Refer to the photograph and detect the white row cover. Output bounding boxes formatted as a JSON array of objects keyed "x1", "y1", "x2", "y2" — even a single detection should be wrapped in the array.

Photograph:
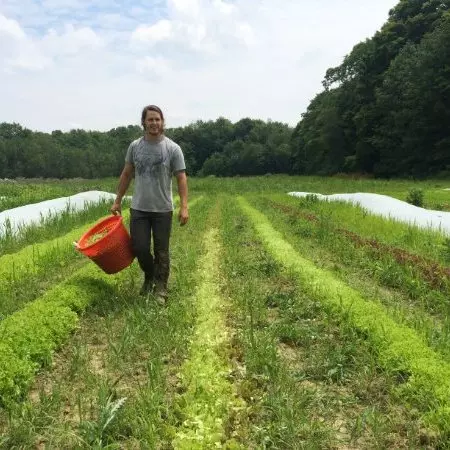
[
  {"x1": 288, "y1": 192, "x2": 450, "y2": 236},
  {"x1": 0, "y1": 191, "x2": 123, "y2": 238}
]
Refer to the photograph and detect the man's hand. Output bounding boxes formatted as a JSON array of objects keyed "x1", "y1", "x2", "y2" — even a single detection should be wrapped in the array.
[
  {"x1": 178, "y1": 206, "x2": 189, "y2": 226},
  {"x1": 110, "y1": 199, "x2": 122, "y2": 216}
]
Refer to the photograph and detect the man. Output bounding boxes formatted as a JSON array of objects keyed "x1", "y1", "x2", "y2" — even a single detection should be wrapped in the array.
[{"x1": 111, "y1": 105, "x2": 189, "y2": 304}]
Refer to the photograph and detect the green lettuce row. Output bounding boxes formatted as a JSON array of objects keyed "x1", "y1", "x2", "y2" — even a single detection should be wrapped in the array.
[
  {"x1": 0, "y1": 242, "x2": 129, "y2": 407},
  {"x1": 173, "y1": 228, "x2": 243, "y2": 449},
  {"x1": 0, "y1": 343, "x2": 36, "y2": 406},
  {"x1": 238, "y1": 197, "x2": 450, "y2": 432},
  {"x1": 0, "y1": 198, "x2": 202, "y2": 409}
]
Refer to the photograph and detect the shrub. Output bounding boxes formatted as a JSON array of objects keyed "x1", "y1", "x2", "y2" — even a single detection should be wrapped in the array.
[{"x1": 406, "y1": 188, "x2": 424, "y2": 207}]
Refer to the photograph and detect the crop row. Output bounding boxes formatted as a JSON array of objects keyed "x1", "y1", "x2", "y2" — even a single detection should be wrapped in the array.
[
  {"x1": 239, "y1": 197, "x2": 450, "y2": 433},
  {"x1": 0, "y1": 198, "x2": 202, "y2": 413},
  {"x1": 0, "y1": 210, "x2": 135, "y2": 406},
  {"x1": 0, "y1": 261, "x2": 126, "y2": 407},
  {"x1": 267, "y1": 199, "x2": 450, "y2": 290}
]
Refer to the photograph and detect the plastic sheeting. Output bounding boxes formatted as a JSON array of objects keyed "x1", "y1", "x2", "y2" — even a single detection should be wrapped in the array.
[
  {"x1": 288, "y1": 192, "x2": 450, "y2": 235},
  {"x1": 0, "y1": 191, "x2": 120, "y2": 237}
]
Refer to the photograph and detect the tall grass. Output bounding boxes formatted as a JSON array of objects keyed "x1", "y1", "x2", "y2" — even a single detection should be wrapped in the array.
[
  {"x1": 220, "y1": 195, "x2": 432, "y2": 448},
  {"x1": 0, "y1": 197, "x2": 211, "y2": 448},
  {"x1": 239, "y1": 196, "x2": 450, "y2": 442},
  {"x1": 264, "y1": 193, "x2": 450, "y2": 262},
  {"x1": 251, "y1": 194, "x2": 450, "y2": 361}
]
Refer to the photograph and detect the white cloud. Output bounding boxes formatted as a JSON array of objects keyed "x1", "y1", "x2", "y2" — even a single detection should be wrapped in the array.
[
  {"x1": 136, "y1": 56, "x2": 173, "y2": 77},
  {"x1": 42, "y1": 24, "x2": 104, "y2": 57},
  {"x1": 169, "y1": 0, "x2": 201, "y2": 18},
  {"x1": 129, "y1": 0, "x2": 253, "y2": 54},
  {"x1": 0, "y1": 14, "x2": 25, "y2": 39},
  {"x1": 131, "y1": 19, "x2": 173, "y2": 45},
  {"x1": 0, "y1": 0, "x2": 400, "y2": 131},
  {"x1": 1, "y1": 18, "x2": 104, "y2": 73},
  {"x1": 234, "y1": 22, "x2": 255, "y2": 47},
  {"x1": 0, "y1": 14, "x2": 52, "y2": 72},
  {"x1": 7, "y1": 51, "x2": 52, "y2": 71},
  {"x1": 212, "y1": 0, "x2": 235, "y2": 16}
]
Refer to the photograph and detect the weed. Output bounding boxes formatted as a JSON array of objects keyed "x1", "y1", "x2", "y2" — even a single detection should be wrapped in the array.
[
  {"x1": 78, "y1": 382, "x2": 126, "y2": 448},
  {"x1": 406, "y1": 188, "x2": 424, "y2": 207}
]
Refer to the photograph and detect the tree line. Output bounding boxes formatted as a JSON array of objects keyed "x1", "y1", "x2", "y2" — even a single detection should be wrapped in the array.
[
  {"x1": 292, "y1": 0, "x2": 450, "y2": 178},
  {"x1": 0, "y1": 0, "x2": 449, "y2": 179},
  {"x1": 0, "y1": 119, "x2": 292, "y2": 179}
]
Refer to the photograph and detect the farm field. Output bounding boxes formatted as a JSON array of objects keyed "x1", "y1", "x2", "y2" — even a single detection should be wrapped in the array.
[{"x1": 0, "y1": 176, "x2": 449, "y2": 449}]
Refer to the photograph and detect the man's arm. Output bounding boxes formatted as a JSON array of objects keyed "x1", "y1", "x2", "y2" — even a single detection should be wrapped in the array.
[
  {"x1": 111, "y1": 162, "x2": 134, "y2": 215},
  {"x1": 176, "y1": 170, "x2": 189, "y2": 226}
]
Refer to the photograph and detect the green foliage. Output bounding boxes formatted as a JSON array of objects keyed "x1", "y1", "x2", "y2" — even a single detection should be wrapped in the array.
[
  {"x1": 0, "y1": 299, "x2": 78, "y2": 405},
  {"x1": 0, "y1": 300, "x2": 78, "y2": 362},
  {"x1": 0, "y1": 343, "x2": 35, "y2": 407},
  {"x1": 442, "y1": 238, "x2": 450, "y2": 262},
  {"x1": 0, "y1": 255, "x2": 124, "y2": 406},
  {"x1": 79, "y1": 383, "x2": 127, "y2": 449},
  {"x1": 291, "y1": 1, "x2": 450, "y2": 178},
  {"x1": 406, "y1": 188, "x2": 424, "y2": 206},
  {"x1": 0, "y1": 118, "x2": 293, "y2": 179},
  {"x1": 173, "y1": 228, "x2": 242, "y2": 448},
  {"x1": 239, "y1": 196, "x2": 450, "y2": 434}
]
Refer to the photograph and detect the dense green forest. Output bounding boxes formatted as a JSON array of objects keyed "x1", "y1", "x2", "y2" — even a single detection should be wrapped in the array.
[
  {"x1": 0, "y1": 119, "x2": 292, "y2": 178},
  {"x1": 293, "y1": 0, "x2": 450, "y2": 178},
  {"x1": 0, "y1": 0, "x2": 449, "y2": 179}
]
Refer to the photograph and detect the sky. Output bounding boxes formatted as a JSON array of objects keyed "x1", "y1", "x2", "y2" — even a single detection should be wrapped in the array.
[{"x1": 0, "y1": 0, "x2": 399, "y2": 132}]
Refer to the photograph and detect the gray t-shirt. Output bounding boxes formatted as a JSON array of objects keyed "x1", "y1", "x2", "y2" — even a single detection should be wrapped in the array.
[{"x1": 125, "y1": 136, "x2": 186, "y2": 212}]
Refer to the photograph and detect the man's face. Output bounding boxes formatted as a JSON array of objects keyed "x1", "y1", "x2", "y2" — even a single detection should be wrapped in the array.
[{"x1": 144, "y1": 110, "x2": 163, "y2": 135}]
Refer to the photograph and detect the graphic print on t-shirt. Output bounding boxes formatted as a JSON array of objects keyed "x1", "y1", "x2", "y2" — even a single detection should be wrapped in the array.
[{"x1": 134, "y1": 143, "x2": 169, "y2": 177}]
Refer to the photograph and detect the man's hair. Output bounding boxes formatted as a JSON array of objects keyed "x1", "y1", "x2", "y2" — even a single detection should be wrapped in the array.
[{"x1": 141, "y1": 105, "x2": 164, "y2": 129}]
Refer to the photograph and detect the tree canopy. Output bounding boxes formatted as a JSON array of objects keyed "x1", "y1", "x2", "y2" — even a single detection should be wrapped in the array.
[
  {"x1": 292, "y1": 0, "x2": 450, "y2": 178},
  {"x1": 0, "y1": 119, "x2": 293, "y2": 178}
]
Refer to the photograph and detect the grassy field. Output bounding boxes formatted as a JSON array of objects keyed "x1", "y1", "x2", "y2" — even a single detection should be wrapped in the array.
[{"x1": 0, "y1": 175, "x2": 449, "y2": 448}]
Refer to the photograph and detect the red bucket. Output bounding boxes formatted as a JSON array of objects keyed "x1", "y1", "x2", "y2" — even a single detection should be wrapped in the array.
[{"x1": 76, "y1": 215, "x2": 135, "y2": 274}]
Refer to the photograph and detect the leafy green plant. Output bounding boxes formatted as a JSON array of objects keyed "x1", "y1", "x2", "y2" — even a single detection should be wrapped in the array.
[
  {"x1": 0, "y1": 257, "x2": 127, "y2": 406},
  {"x1": 406, "y1": 188, "x2": 424, "y2": 207},
  {"x1": 173, "y1": 228, "x2": 242, "y2": 448},
  {"x1": 239, "y1": 196, "x2": 450, "y2": 435},
  {"x1": 79, "y1": 384, "x2": 127, "y2": 449}
]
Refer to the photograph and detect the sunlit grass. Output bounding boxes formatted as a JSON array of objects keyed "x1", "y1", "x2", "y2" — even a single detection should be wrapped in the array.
[
  {"x1": 1, "y1": 176, "x2": 450, "y2": 448},
  {"x1": 239, "y1": 196, "x2": 450, "y2": 440},
  {"x1": 220, "y1": 195, "x2": 433, "y2": 448},
  {"x1": 0, "y1": 197, "x2": 211, "y2": 448}
]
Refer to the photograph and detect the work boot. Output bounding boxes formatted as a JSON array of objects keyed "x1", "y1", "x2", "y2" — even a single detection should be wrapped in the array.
[
  {"x1": 139, "y1": 276, "x2": 154, "y2": 296},
  {"x1": 154, "y1": 282, "x2": 168, "y2": 305}
]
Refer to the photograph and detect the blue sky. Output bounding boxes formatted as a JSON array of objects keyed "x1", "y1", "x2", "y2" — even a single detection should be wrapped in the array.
[{"x1": 0, "y1": 0, "x2": 399, "y2": 132}]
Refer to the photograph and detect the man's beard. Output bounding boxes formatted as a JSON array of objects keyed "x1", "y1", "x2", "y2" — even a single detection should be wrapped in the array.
[{"x1": 146, "y1": 126, "x2": 162, "y2": 135}]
